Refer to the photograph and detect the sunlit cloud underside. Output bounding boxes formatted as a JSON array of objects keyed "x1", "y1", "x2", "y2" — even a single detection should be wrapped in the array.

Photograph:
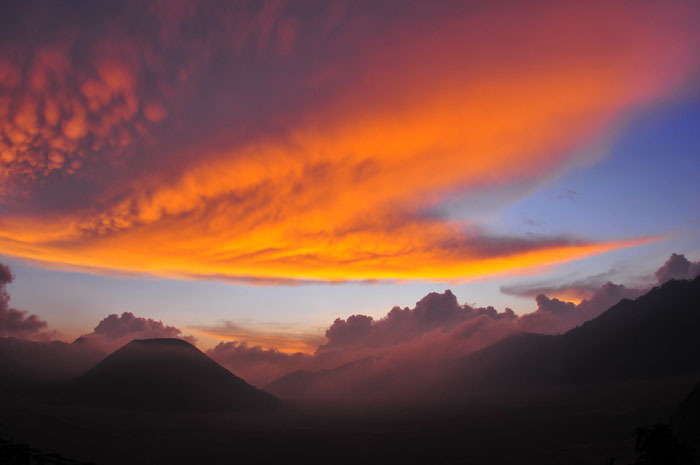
[{"x1": 0, "y1": 1, "x2": 698, "y2": 283}]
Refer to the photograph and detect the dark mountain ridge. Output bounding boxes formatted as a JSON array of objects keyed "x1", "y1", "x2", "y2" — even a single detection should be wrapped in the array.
[
  {"x1": 266, "y1": 277, "x2": 700, "y2": 400},
  {"x1": 265, "y1": 356, "x2": 377, "y2": 399},
  {"x1": 59, "y1": 338, "x2": 279, "y2": 411},
  {"x1": 453, "y1": 276, "x2": 700, "y2": 389},
  {"x1": 673, "y1": 380, "x2": 700, "y2": 450},
  {"x1": 0, "y1": 337, "x2": 105, "y2": 388}
]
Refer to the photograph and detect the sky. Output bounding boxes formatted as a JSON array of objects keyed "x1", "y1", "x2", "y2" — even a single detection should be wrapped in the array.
[{"x1": 1, "y1": 0, "x2": 699, "y2": 352}]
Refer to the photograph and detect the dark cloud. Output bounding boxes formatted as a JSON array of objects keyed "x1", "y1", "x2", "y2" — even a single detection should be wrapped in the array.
[
  {"x1": 500, "y1": 268, "x2": 622, "y2": 300},
  {"x1": 535, "y1": 294, "x2": 577, "y2": 313},
  {"x1": 0, "y1": 262, "x2": 48, "y2": 338},
  {"x1": 439, "y1": 233, "x2": 587, "y2": 260},
  {"x1": 557, "y1": 187, "x2": 580, "y2": 201},
  {"x1": 0, "y1": 263, "x2": 13, "y2": 284},
  {"x1": 655, "y1": 253, "x2": 700, "y2": 284}
]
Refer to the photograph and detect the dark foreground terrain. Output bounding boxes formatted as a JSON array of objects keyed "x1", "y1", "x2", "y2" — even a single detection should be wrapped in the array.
[
  {"x1": 2, "y1": 279, "x2": 698, "y2": 464},
  {"x1": 2, "y1": 374, "x2": 699, "y2": 465}
]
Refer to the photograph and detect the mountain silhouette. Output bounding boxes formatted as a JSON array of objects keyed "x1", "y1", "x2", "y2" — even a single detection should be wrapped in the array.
[
  {"x1": 452, "y1": 276, "x2": 700, "y2": 389},
  {"x1": 266, "y1": 357, "x2": 377, "y2": 399},
  {"x1": 0, "y1": 337, "x2": 105, "y2": 387},
  {"x1": 672, "y1": 380, "x2": 700, "y2": 453},
  {"x1": 60, "y1": 338, "x2": 279, "y2": 411},
  {"x1": 266, "y1": 277, "x2": 700, "y2": 400}
]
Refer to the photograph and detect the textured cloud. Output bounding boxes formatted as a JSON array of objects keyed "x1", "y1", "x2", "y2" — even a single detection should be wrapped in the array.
[
  {"x1": 516, "y1": 282, "x2": 644, "y2": 334},
  {"x1": 206, "y1": 341, "x2": 312, "y2": 387},
  {"x1": 193, "y1": 320, "x2": 323, "y2": 355},
  {"x1": 1, "y1": 311, "x2": 198, "y2": 386},
  {"x1": 320, "y1": 290, "x2": 515, "y2": 351},
  {"x1": 2, "y1": 253, "x2": 698, "y2": 390},
  {"x1": 0, "y1": 301, "x2": 198, "y2": 385},
  {"x1": 76, "y1": 312, "x2": 196, "y2": 352},
  {"x1": 502, "y1": 253, "x2": 700, "y2": 334},
  {"x1": 208, "y1": 293, "x2": 520, "y2": 388},
  {"x1": 500, "y1": 269, "x2": 620, "y2": 302},
  {"x1": 655, "y1": 253, "x2": 700, "y2": 284},
  {"x1": 0, "y1": 262, "x2": 48, "y2": 338},
  {"x1": 207, "y1": 289, "x2": 520, "y2": 387},
  {"x1": 1, "y1": 1, "x2": 697, "y2": 282},
  {"x1": 263, "y1": 253, "x2": 699, "y2": 397}
]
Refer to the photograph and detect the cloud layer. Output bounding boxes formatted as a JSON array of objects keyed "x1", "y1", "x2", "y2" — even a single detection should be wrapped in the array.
[
  {"x1": 210, "y1": 253, "x2": 699, "y2": 389},
  {"x1": 0, "y1": 262, "x2": 48, "y2": 338},
  {"x1": 0, "y1": 265, "x2": 198, "y2": 383},
  {"x1": 1, "y1": 1, "x2": 698, "y2": 282},
  {"x1": 655, "y1": 253, "x2": 700, "y2": 284},
  {"x1": 1, "y1": 253, "x2": 698, "y2": 389}
]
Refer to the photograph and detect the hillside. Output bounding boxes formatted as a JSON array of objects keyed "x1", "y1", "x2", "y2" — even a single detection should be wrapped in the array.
[
  {"x1": 61, "y1": 338, "x2": 279, "y2": 411},
  {"x1": 453, "y1": 277, "x2": 700, "y2": 390}
]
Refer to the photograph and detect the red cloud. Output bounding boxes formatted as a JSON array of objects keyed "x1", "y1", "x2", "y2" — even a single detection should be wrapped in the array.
[{"x1": 0, "y1": 1, "x2": 695, "y2": 282}]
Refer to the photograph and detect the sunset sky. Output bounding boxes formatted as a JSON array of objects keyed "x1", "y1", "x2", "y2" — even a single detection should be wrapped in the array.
[{"x1": 1, "y1": 0, "x2": 699, "y2": 351}]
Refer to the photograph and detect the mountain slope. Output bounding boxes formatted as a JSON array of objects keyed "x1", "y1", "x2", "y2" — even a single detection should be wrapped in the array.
[
  {"x1": 265, "y1": 357, "x2": 376, "y2": 399},
  {"x1": 265, "y1": 277, "x2": 700, "y2": 400},
  {"x1": 672, "y1": 381, "x2": 700, "y2": 451},
  {"x1": 453, "y1": 277, "x2": 700, "y2": 389},
  {"x1": 0, "y1": 337, "x2": 105, "y2": 387},
  {"x1": 62, "y1": 338, "x2": 279, "y2": 411}
]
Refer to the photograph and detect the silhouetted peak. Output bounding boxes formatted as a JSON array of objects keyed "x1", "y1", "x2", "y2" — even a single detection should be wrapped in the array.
[
  {"x1": 124, "y1": 337, "x2": 195, "y2": 348},
  {"x1": 59, "y1": 337, "x2": 280, "y2": 411},
  {"x1": 453, "y1": 274, "x2": 700, "y2": 390},
  {"x1": 648, "y1": 274, "x2": 700, "y2": 295}
]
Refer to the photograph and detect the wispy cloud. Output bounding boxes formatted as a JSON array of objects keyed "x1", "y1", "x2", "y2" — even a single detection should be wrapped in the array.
[{"x1": 190, "y1": 320, "x2": 324, "y2": 354}]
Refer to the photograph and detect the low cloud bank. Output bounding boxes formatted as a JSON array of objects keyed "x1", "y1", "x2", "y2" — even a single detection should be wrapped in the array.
[
  {"x1": 208, "y1": 253, "x2": 700, "y2": 390},
  {"x1": 1, "y1": 253, "x2": 698, "y2": 390}
]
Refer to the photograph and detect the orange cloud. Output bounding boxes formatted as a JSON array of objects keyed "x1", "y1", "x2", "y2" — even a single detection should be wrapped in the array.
[
  {"x1": 0, "y1": 1, "x2": 698, "y2": 283},
  {"x1": 189, "y1": 321, "x2": 323, "y2": 354}
]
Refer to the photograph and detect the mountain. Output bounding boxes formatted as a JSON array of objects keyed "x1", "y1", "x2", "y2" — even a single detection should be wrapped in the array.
[
  {"x1": 266, "y1": 357, "x2": 376, "y2": 399},
  {"x1": 60, "y1": 338, "x2": 279, "y2": 411},
  {"x1": 452, "y1": 276, "x2": 700, "y2": 389},
  {"x1": 266, "y1": 277, "x2": 700, "y2": 400},
  {"x1": 672, "y1": 381, "x2": 700, "y2": 451},
  {"x1": 0, "y1": 337, "x2": 105, "y2": 387}
]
